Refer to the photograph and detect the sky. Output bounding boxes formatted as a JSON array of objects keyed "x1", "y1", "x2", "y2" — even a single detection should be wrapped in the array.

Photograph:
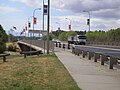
[{"x1": 0, "y1": 0, "x2": 120, "y2": 36}]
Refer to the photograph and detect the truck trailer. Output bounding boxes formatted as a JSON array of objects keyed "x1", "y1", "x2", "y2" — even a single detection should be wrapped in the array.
[{"x1": 68, "y1": 35, "x2": 86, "y2": 45}]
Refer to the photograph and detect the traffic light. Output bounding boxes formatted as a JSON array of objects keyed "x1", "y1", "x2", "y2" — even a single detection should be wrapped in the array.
[
  {"x1": 44, "y1": 5, "x2": 48, "y2": 15},
  {"x1": 25, "y1": 26, "x2": 27, "y2": 31},
  {"x1": 28, "y1": 22, "x2": 31, "y2": 28},
  {"x1": 34, "y1": 17, "x2": 37, "y2": 24},
  {"x1": 87, "y1": 19, "x2": 90, "y2": 25},
  {"x1": 69, "y1": 25, "x2": 71, "y2": 30}
]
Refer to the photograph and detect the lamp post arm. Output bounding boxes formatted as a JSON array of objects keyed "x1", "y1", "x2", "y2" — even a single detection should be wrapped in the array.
[
  {"x1": 28, "y1": 16, "x2": 33, "y2": 22},
  {"x1": 66, "y1": 18, "x2": 71, "y2": 25}
]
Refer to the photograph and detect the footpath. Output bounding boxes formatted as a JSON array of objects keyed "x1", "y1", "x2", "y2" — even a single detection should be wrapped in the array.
[{"x1": 54, "y1": 47, "x2": 120, "y2": 90}]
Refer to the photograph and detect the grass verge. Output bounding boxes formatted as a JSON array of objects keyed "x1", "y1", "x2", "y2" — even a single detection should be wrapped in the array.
[{"x1": 0, "y1": 52, "x2": 81, "y2": 90}]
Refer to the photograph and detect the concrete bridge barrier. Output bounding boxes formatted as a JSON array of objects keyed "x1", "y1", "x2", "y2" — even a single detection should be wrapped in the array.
[
  {"x1": 109, "y1": 57, "x2": 118, "y2": 69},
  {"x1": 55, "y1": 42, "x2": 120, "y2": 70},
  {"x1": 82, "y1": 51, "x2": 87, "y2": 58},
  {"x1": 87, "y1": 52, "x2": 94, "y2": 60},
  {"x1": 18, "y1": 40, "x2": 54, "y2": 52},
  {"x1": 100, "y1": 54, "x2": 109, "y2": 65},
  {"x1": 94, "y1": 53, "x2": 100, "y2": 62}
]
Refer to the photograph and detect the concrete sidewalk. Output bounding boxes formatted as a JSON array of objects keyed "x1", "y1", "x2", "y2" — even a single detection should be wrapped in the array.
[{"x1": 54, "y1": 47, "x2": 120, "y2": 90}]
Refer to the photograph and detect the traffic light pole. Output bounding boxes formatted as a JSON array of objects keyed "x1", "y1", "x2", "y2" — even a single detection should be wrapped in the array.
[
  {"x1": 47, "y1": 0, "x2": 50, "y2": 54},
  {"x1": 43, "y1": 0, "x2": 45, "y2": 53},
  {"x1": 32, "y1": 8, "x2": 41, "y2": 39}
]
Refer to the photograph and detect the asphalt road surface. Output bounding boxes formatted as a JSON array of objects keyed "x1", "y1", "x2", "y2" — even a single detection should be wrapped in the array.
[{"x1": 75, "y1": 45, "x2": 120, "y2": 59}]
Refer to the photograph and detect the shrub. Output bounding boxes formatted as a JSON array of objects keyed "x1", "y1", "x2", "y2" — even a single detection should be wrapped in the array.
[
  {"x1": 7, "y1": 45, "x2": 16, "y2": 52},
  {"x1": 0, "y1": 42, "x2": 6, "y2": 53},
  {"x1": 0, "y1": 24, "x2": 8, "y2": 53}
]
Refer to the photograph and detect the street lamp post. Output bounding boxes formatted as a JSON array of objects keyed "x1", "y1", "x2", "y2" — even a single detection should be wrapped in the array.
[
  {"x1": 27, "y1": 16, "x2": 34, "y2": 51},
  {"x1": 83, "y1": 10, "x2": 90, "y2": 31},
  {"x1": 66, "y1": 18, "x2": 72, "y2": 30},
  {"x1": 56, "y1": 22, "x2": 60, "y2": 30},
  {"x1": 33, "y1": 8, "x2": 41, "y2": 38},
  {"x1": 50, "y1": 26, "x2": 53, "y2": 32}
]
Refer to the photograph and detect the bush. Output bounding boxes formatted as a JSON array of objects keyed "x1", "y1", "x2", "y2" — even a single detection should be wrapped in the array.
[
  {"x1": 0, "y1": 24, "x2": 8, "y2": 53},
  {"x1": 7, "y1": 45, "x2": 16, "y2": 52},
  {"x1": 59, "y1": 32, "x2": 67, "y2": 41},
  {"x1": 0, "y1": 43, "x2": 6, "y2": 54}
]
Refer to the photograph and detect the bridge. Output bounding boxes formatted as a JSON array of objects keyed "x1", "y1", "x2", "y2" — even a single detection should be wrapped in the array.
[
  {"x1": 18, "y1": 40, "x2": 54, "y2": 53},
  {"x1": 18, "y1": 40, "x2": 120, "y2": 69}
]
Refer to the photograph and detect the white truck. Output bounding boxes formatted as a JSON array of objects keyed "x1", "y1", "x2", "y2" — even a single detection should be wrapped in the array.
[{"x1": 68, "y1": 35, "x2": 86, "y2": 45}]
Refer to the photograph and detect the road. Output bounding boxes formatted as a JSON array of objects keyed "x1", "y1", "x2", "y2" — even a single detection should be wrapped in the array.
[{"x1": 75, "y1": 45, "x2": 120, "y2": 59}]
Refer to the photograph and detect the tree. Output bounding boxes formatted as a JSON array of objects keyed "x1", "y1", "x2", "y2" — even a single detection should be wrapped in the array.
[
  {"x1": 66, "y1": 31, "x2": 77, "y2": 38},
  {"x1": 75, "y1": 31, "x2": 86, "y2": 35},
  {"x1": 0, "y1": 24, "x2": 8, "y2": 53},
  {"x1": 86, "y1": 28, "x2": 120, "y2": 43},
  {"x1": 41, "y1": 33, "x2": 53, "y2": 40},
  {"x1": 52, "y1": 30, "x2": 64, "y2": 39},
  {"x1": 59, "y1": 32, "x2": 67, "y2": 41},
  {"x1": 8, "y1": 34, "x2": 17, "y2": 42}
]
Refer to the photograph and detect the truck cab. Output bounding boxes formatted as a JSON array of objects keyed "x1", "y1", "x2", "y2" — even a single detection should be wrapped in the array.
[{"x1": 77, "y1": 35, "x2": 86, "y2": 45}]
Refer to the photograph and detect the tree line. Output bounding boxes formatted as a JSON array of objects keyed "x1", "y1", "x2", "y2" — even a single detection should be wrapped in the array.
[
  {"x1": 86, "y1": 28, "x2": 120, "y2": 42},
  {"x1": 43, "y1": 30, "x2": 86, "y2": 41},
  {"x1": 0, "y1": 24, "x2": 8, "y2": 53},
  {"x1": 42, "y1": 28, "x2": 120, "y2": 43}
]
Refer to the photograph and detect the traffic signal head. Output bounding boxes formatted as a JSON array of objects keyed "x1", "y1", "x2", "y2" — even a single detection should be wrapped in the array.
[
  {"x1": 87, "y1": 19, "x2": 90, "y2": 25},
  {"x1": 34, "y1": 17, "x2": 37, "y2": 24},
  {"x1": 28, "y1": 22, "x2": 31, "y2": 28},
  {"x1": 44, "y1": 5, "x2": 48, "y2": 15}
]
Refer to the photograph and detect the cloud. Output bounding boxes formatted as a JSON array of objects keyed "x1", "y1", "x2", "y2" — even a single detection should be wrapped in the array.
[
  {"x1": 7, "y1": 0, "x2": 120, "y2": 31},
  {"x1": 51, "y1": 14, "x2": 120, "y2": 31},
  {"x1": 11, "y1": 0, "x2": 42, "y2": 7},
  {"x1": 0, "y1": 5, "x2": 21, "y2": 14},
  {"x1": 12, "y1": 0, "x2": 120, "y2": 19},
  {"x1": 58, "y1": 0, "x2": 120, "y2": 11},
  {"x1": 54, "y1": 0, "x2": 120, "y2": 19}
]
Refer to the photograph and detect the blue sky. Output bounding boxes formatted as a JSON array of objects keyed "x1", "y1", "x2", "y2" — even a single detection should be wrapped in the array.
[{"x1": 0, "y1": 0, "x2": 120, "y2": 36}]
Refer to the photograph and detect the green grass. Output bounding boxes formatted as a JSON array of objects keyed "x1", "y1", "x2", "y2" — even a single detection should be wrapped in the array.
[{"x1": 0, "y1": 52, "x2": 81, "y2": 90}]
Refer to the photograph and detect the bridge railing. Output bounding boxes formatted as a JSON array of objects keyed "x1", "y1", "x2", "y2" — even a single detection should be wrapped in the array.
[
  {"x1": 20, "y1": 40, "x2": 54, "y2": 52},
  {"x1": 87, "y1": 41, "x2": 120, "y2": 46}
]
